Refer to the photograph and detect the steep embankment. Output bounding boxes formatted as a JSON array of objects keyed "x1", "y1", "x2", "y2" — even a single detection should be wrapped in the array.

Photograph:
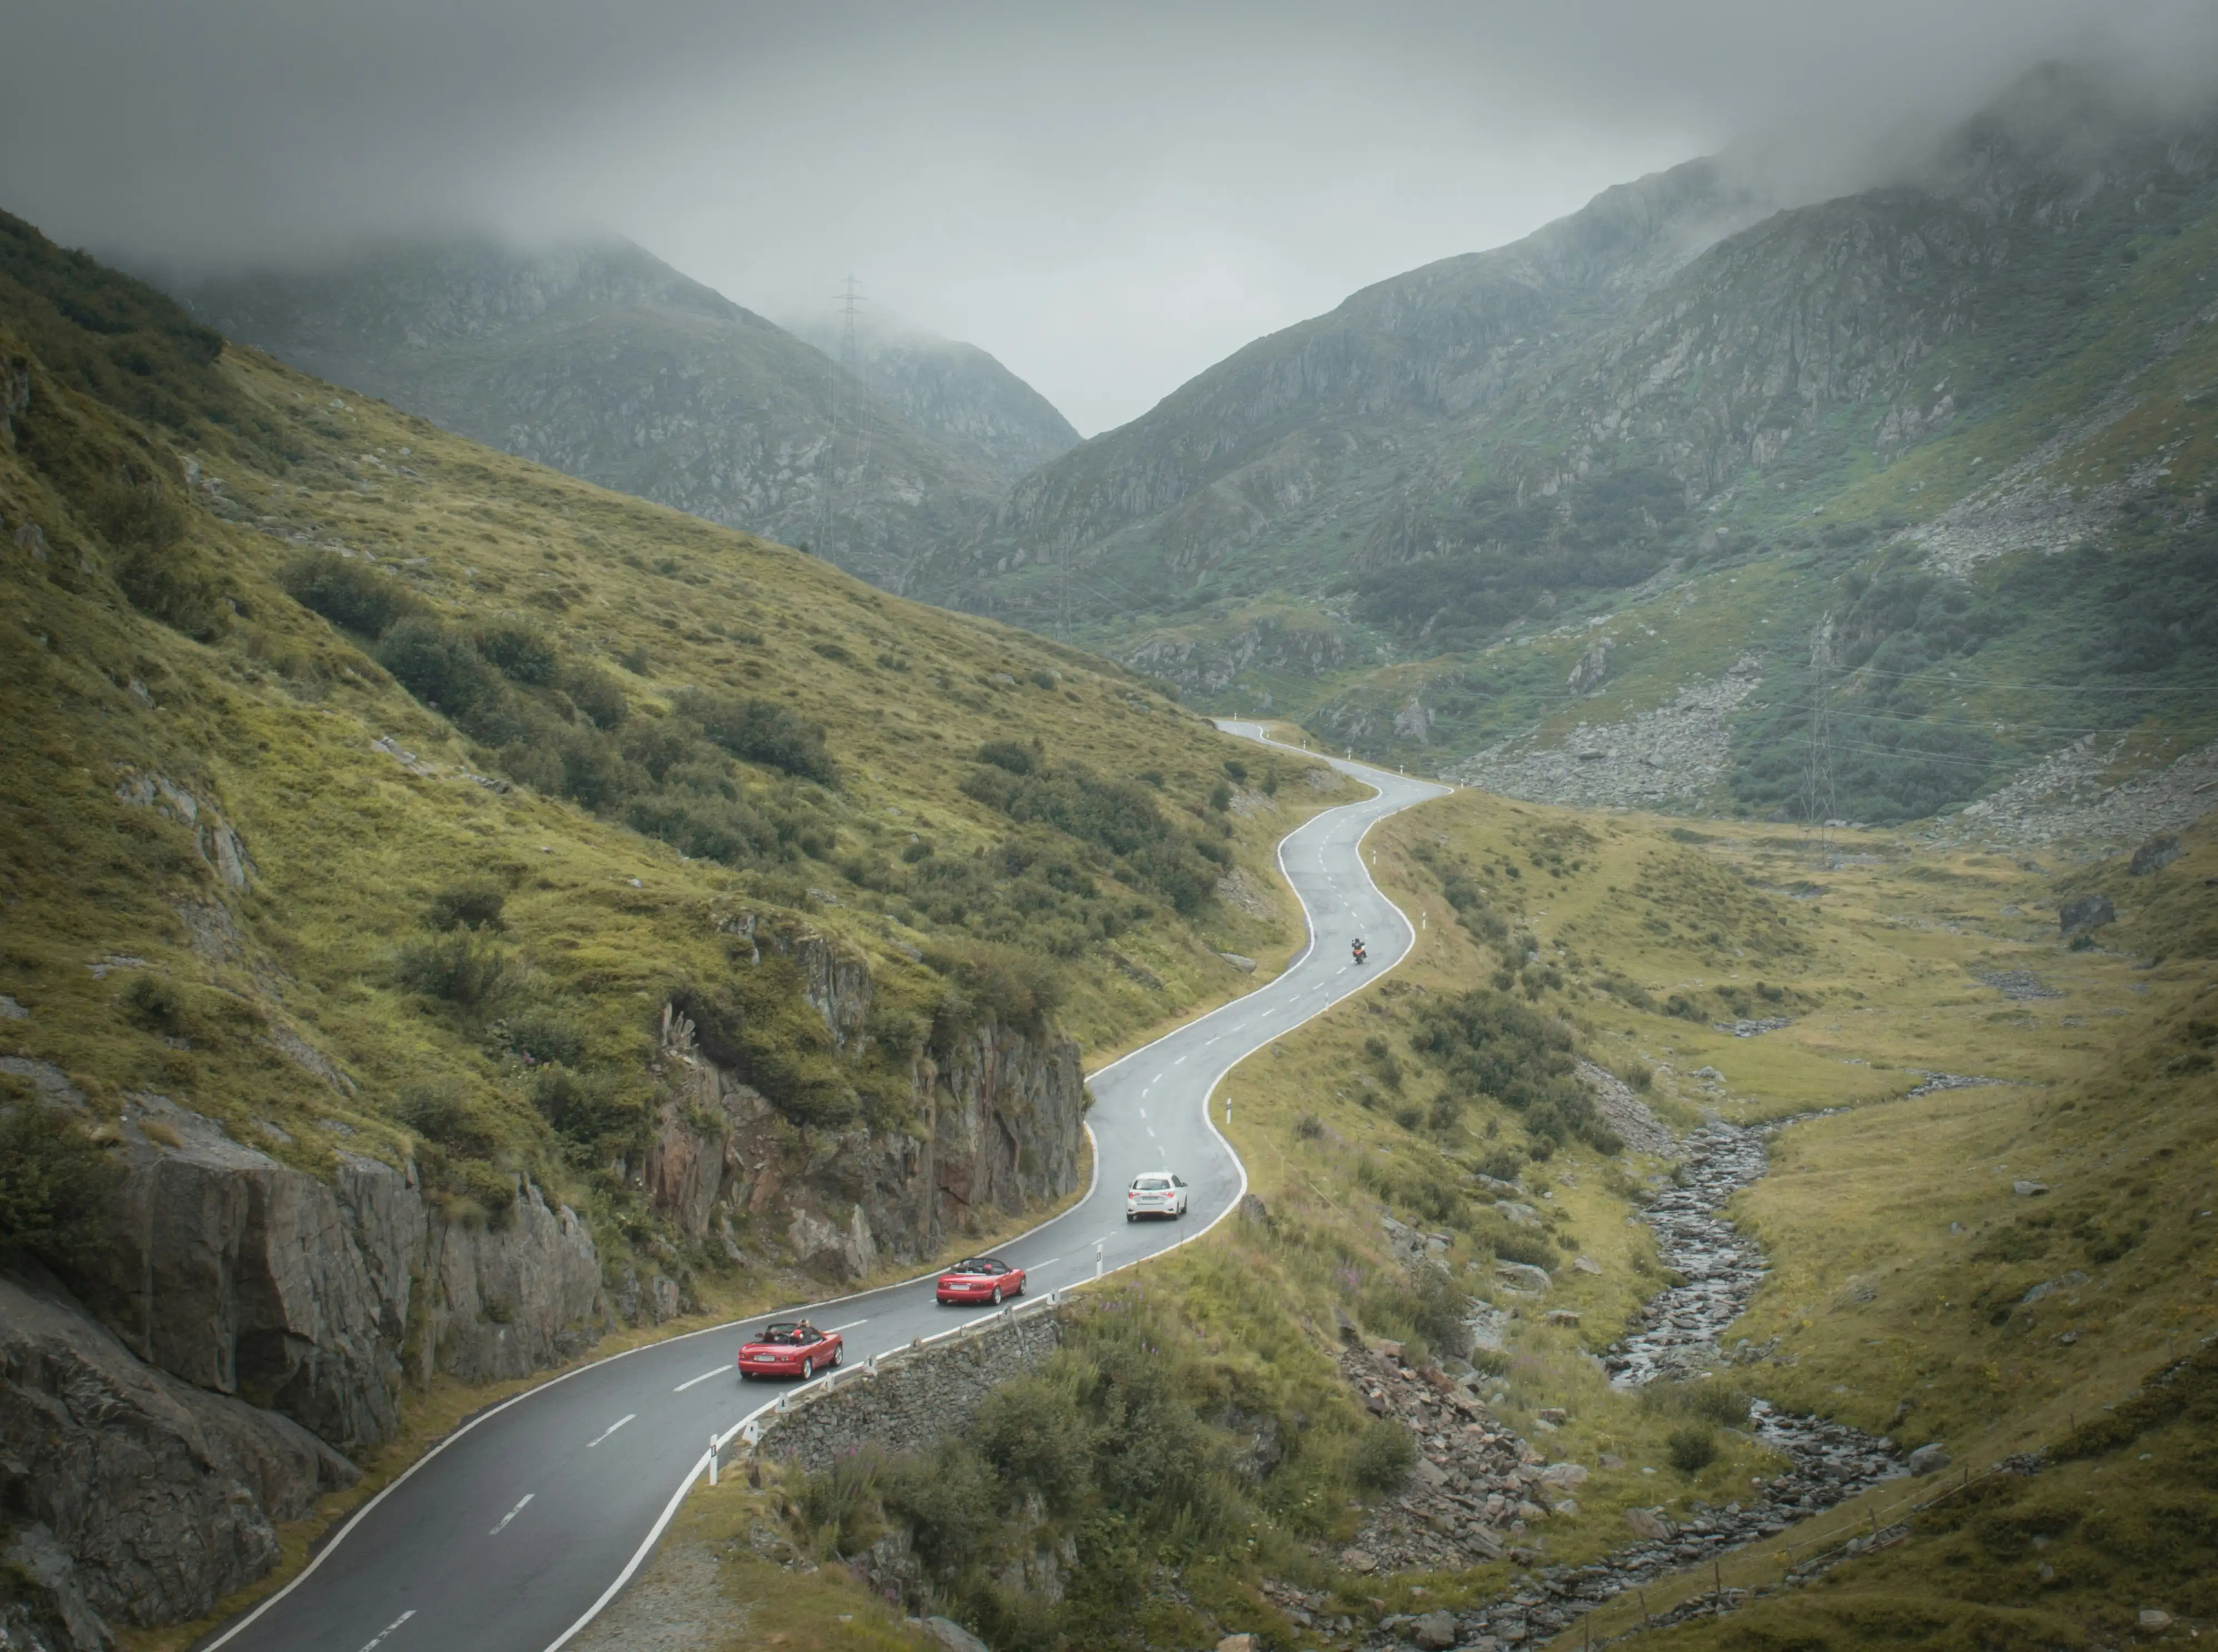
[
  {"x1": 163, "y1": 236, "x2": 1020, "y2": 591},
  {"x1": 0, "y1": 213, "x2": 1352, "y2": 1649}
]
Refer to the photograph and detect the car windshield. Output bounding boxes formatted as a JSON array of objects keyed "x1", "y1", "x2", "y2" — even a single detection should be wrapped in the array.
[
  {"x1": 948, "y1": 1259, "x2": 1000, "y2": 1274},
  {"x1": 758, "y1": 1323, "x2": 813, "y2": 1345},
  {"x1": 1133, "y1": 1177, "x2": 1170, "y2": 1190}
]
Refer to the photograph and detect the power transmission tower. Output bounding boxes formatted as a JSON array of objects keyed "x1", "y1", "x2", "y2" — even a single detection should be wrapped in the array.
[
  {"x1": 1800, "y1": 617, "x2": 1838, "y2": 864},
  {"x1": 813, "y1": 275, "x2": 869, "y2": 564}
]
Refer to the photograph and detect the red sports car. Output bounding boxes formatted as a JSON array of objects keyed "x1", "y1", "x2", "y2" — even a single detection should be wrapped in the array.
[
  {"x1": 936, "y1": 1256, "x2": 1025, "y2": 1306},
  {"x1": 736, "y1": 1320, "x2": 843, "y2": 1380}
]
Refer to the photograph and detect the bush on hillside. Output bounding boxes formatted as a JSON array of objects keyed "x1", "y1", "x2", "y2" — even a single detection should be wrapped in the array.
[
  {"x1": 425, "y1": 880, "x2": 506, "y2": 933},
  {"x1": 0, "y1": 1099, "x2": 121, "y2": 1267},
  {"x1": 962, "y1": 757, "x2": 1220, "y2": 916},
  {"x1": 1667, "y1": 1426, "x2": 1718, "y2": 1473},
  {"x1": 1351, "y1": 1417, "x2": 1418, "y2": 1492},
  {"x1": 472, "y1": 621, "x2": 560, "y2": 686},
  {"x1": 675, "y1": 690, "x2": 837, "y2": 784},
  {"x1": 376, "y1": 617, "x2": 505, "y2": 719},
  {"x1": 395, "y1": 930, "x2": 513, "y2": 1006},
  {"x1": 1411, "y1": 988, "x2": 1622, "y2": 1155},
  {"x1": 280, "y1": 550, "x2": 420, "y2": 637},
  {"x1": 95, "y1": 475, "x2": 228, "y2": 640}
]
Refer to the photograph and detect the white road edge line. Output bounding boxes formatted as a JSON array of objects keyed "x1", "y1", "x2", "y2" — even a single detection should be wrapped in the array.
[
  {"x1": 586, "y1": 1414, "x2": 636, "y2": 1448},
  {"x1": 672, "y1": 1367, "x2": 726, "y2": 1393},
  {"x1": 490, "y1": 1494, "x2": 533, "y2": 1536}
]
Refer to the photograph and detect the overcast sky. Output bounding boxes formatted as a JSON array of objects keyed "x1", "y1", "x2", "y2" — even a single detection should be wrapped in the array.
[{"x1": 4, "y1": 1, "x2": 2213, "y2": 434}]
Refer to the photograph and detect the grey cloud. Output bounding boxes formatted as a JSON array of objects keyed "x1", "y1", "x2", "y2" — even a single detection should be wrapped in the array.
[{"x1": 5, "y1": 0, "x2": 2212, "y2": 434}]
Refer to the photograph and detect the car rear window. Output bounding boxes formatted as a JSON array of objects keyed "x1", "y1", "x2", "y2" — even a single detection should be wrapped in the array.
[{"x1": 1133, "y1": 1176, "x2": 1169, "y2": 1190}]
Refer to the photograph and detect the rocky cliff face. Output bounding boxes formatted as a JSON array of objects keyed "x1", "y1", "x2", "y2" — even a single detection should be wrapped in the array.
[
  {"x1": 0, "y1": 1269, "x2": 356, "y2": 1634},
  {"x1": 645, "y1": 920, "x2": 1087, "y2": 1282},
  {"x1": 162, "y1": 237, "x2": 1012, "y2": 592},
  {"x1": 1, "y1": 915, "x2": 1084, "y2": 1648}
]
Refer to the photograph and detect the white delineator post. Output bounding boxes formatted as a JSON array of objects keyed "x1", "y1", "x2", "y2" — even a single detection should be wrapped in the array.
[
  {"x1": 707, "y1": 1435, "x2": 718, "y2": 1487},
  {"x1": 1095, "y1": 1239, "x2": 1104, "y2": 1279}
]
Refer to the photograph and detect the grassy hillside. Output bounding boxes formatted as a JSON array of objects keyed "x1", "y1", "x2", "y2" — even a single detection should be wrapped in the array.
[
  {"x1": 0, "y1": 206, "x2": 1355, "y2": 1336},
  {"x1": 577, "y1": 772, "x2": 2217, "y2": 1650}
]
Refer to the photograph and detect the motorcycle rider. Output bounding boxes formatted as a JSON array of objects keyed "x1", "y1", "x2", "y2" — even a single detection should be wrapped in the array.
[{"x1": 1351, "y1": 936, "x2": 1367, "y2": 964}]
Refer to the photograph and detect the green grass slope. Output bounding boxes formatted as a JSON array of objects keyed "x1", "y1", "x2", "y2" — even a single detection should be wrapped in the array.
[{"x1": 0, "y1": 205, "x2": 1354, "y2": 1334}]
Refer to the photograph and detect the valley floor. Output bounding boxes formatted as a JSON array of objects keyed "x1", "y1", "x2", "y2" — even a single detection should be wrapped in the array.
[{"x1": 574, "y1": 781, "x2": 2216, "y2": 1651}]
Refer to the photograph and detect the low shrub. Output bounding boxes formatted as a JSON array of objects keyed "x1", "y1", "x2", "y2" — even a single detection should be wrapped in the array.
[
  {"x1": 425, "y1": 880, "x2": 506, "y2": 933},
  {"x1": 1351, "y1": 1417, "x2": 1417, "y2": 1492},
  {"x1": 395, "y1": 931, "x2": 513, "y2": 1006},
  {"x1": 281, "y1": 548, "x2": 419, "y2": 637},
  {"x1": 0, "y1": 1099, "x2": 122, "y2": 1266},
  {"x1": 1667, "y1": 1425, "x2": 1719, "y2": 1473}
]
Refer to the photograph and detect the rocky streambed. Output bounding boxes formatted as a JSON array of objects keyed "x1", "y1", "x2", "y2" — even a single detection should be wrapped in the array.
[{"x1": 1361, "y1": 1115, "x2": 1909, "y2": 1652}]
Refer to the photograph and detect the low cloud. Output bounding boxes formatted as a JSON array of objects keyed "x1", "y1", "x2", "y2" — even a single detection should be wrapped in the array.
[{"x1": 6, "y1": 0, "x2": 2212, "y2": 432}]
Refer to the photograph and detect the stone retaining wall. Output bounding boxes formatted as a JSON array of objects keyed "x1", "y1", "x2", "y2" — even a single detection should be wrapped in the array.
[{"x1": 748, "y1": 1303, "x2": 1064, "y2": 1474}]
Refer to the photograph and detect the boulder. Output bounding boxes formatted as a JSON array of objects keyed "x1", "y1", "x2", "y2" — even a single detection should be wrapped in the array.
[
  {"x1": 422, "y1": 1180, "x2": 604, "y2": 1384},
  {"x1": 2013, "y1": 1180, "x2": 2050, "y2": 1198},
  {"x1": 2059, "y1": 895, "x2": 2115, "y2": 935},
  {"x1": 1541, "y1": 1462, "x2": 1588, "y2": 1488},
  {"x1": 1624, "y1": 1507, "x2": 1674, "y2": 1540},
  {"x1": 1495, "y1": 1260, "x2": 1552, "y2": 1295},
  {"x1": 2129, "y1": 835, "x2": 2181, "y2": 877},
  {"x1": 2139, "y1": 1610, "x2": 2175, "y2": 1634},
  {"x1": 1412, "y1": 1608, "x2": 1459, "y2": 1649},
  {"x1": 921, "y1": 1616, "x2": 991, "y2": 1652},
  {"x1": 1907, "y1": 1442, "x2": 1951, "y2": 1475}
]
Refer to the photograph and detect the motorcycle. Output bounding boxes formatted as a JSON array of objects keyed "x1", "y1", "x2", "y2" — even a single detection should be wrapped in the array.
[{"x1": 1351, "y1": 939, "x2": 1367, "y2": 965}]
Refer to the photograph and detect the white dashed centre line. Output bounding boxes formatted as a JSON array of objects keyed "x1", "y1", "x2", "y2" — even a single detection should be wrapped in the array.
[
  {"x1": 673, "y1": 1366, "x2": 726, "y2": 1393},
  {"x1": 356, "y1": 1609, "x2": 416, "y2": 1651},
  {"x1": 490, "y1": 1494, "x2": 533, "y2": 1535},
  {"x1": 586, "y1": 1414, "x2": 635, "y2": 1448}
]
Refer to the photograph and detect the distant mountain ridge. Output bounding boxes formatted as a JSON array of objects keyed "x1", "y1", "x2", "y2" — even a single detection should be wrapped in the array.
[
  {"x1": 908, "y1": 63, "x2": 2218, "y2": 834},
  {"x1": 782, "y1": 315, "x2": 1080, "y2": 484},
  {"x1": 159, "y1": 236, "x2": 1069, "y2": 591}
]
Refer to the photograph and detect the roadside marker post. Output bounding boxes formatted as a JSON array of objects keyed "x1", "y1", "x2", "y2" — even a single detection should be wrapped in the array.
[
  {"x1": 708, "y1": 1434, "x2": 718, "y2": 1487},
  {"x1": 1095, "y1": 1239, "x2": 1104, "y2": 1278}
]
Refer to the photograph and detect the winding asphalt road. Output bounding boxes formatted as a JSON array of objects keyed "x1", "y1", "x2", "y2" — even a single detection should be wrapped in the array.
[{"x1": 204, "y1": 729, "x2": 1446, "y2": 1652}]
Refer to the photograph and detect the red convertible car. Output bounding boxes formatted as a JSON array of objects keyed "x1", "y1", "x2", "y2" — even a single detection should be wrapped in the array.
[
  {"x1": 936, "y1": 1256, "x2": 1025, "y2": 1306},
  {"x1": 736, "y1": 1320, "x2": 843, "y2": 1380}
]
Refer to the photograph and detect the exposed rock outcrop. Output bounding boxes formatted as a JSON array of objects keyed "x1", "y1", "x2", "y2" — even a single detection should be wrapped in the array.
[
  {"x1": 645, "y1": 921, "x2": 1088, "y2": 1280},
  {"x1": 0, "y1": 1270, "x2": 356, "y2": 1631}
]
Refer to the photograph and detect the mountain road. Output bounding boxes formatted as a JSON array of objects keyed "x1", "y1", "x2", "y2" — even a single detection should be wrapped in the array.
[{"x1": 203, "y1": 728, "x2": 1447, "y2": 1652}]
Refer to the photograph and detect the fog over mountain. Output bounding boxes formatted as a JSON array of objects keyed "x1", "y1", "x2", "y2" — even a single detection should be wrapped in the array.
[{"x1": 6, "y1": 0, "x2": 2214, "y2": 432}]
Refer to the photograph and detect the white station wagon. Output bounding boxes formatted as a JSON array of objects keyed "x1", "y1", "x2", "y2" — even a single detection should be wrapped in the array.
[{"x1": 1126, "y1": 1171, "x2": 1189, "y2": 1221}]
